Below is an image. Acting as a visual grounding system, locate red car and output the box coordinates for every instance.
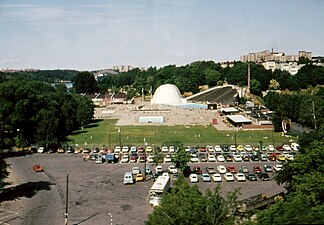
[192,166,202,174]
[226,166,237,173]
[32,165,43,172]
[253,166,262,174]
[276,146,284,151]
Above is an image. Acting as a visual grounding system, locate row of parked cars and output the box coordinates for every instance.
[186,164,282,183]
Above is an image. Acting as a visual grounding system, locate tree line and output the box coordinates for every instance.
[0,77,94,151]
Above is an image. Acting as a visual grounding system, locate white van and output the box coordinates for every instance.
[123,172,134,184]
[37,147,45,153]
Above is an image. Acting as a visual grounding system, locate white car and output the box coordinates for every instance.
[244,145,253,151]
[291,143,300,151]
[285,154,295,161]
[132,166,141,175]
[161,146,169,153]
[214,145,223,152]
[114,146,121,154]
[267,145,275,151]
[122,146,129,153]
[168,165,178,174]
[224,173,234,182]
[283,144,292,151]
[164,154,172,163]
[273,164,283,171]
[207,145,215,153]
[130,146,137,153]
[233,155,242,162]
[235,173,246,182]
[208,154,216,162]
[211,173,222,182]
[155,165,163,174]
[229,145,236,152]
[217,165,227,174]
[169,146,175,153]
[121,155,129,163]
[190,154,199,163]
[147,155,154,163]
[189,173,199,183]
[217,155,225,162]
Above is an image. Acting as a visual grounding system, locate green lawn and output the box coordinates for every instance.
[66,119,297,148]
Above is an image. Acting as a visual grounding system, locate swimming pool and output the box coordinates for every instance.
[175,103,207,109]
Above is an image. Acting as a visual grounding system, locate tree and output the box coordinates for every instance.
[250,79,261,95]
[75,96,94,129]
[0,156,10,188]
[73,71,97,94]
[204,69,221,87]
[171,147,190,170]
[145,175,240,225]
[253,128,324,224]
[268,79,280,90]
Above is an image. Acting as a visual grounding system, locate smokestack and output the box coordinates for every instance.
[247,63,250,94]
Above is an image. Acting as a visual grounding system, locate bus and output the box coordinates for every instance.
[148,175,170,207]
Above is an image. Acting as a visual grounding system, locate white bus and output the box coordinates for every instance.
[148,175,170,207]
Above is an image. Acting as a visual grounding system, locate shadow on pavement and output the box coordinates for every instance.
[0,181,54,202]
[72,213,98,224]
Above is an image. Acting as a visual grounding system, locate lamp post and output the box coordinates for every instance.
[118,128,121,147]
[144,138,147,181]
[65,174,69,225]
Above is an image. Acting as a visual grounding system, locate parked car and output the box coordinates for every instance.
[235,173,246,182]
[192,166,202,174]
[273,164,283,171]
[32,165,43,172]
[190,154,199,163]
[211,173,222,182]
[217,165,227,174]
[246,173,257,181]
[224,173,234,182]
[164,154,172,163]
[226,166,237,173]
[132,167,141,175]
[121,155,129,163]
[206,167,217,174]
[253,166,262,174]
[145,166,152,174]
[244,145,253,151]
[258,172,270,181]
[201,173,211,182]
[135,174,144,182]
[238,166,249,173]
[276,154,286,162]
[233,155,242,162]
[155,165,163,174]
[208,154,216,162]
[168,165,178,174]
[217,155,225,162]
[189,173,199,183]
[264,165,273,172]
[214,145,222,152]
[260,154,268,161]
[267,145,275,151]
[199,153,208,162]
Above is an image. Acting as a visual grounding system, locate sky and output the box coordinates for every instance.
[0,0,324,70]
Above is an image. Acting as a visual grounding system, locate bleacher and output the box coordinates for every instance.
[187,86,238,105]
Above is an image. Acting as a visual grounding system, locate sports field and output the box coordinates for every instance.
[67,119,297,148]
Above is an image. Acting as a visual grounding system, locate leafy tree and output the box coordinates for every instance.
[171,148,190,170]
[250,79,261,95]
[0,156,10,188]
[75,96,94,129]
[204,69,221,87]
[253,129,324,224]
[146,175,240,225]
[73,71,98,94]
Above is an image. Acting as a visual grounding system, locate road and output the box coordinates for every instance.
[1,153,285,225]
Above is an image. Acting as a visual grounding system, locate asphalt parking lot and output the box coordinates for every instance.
[2,153,285,225]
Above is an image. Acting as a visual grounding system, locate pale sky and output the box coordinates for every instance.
[0,0,323,70]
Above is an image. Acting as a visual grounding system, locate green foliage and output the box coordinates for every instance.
[253,129,324,224]
[73,71,98,94]
[145,175,240,225]
[0,156,10,189]
[0,79,94,150]
[250,79,261,95]
[171,148,190,170]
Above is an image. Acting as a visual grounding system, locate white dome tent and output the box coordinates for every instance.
[151,84,185,105]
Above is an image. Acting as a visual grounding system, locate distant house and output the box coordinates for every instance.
[85,93,132,106]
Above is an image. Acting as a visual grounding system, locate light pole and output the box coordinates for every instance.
[118,128,121,147]
[144,138,147,181]
[65,174,69,225]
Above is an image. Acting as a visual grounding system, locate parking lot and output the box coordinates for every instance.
[2,144,289,225]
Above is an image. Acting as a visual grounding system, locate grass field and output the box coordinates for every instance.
[66,119,298,148]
